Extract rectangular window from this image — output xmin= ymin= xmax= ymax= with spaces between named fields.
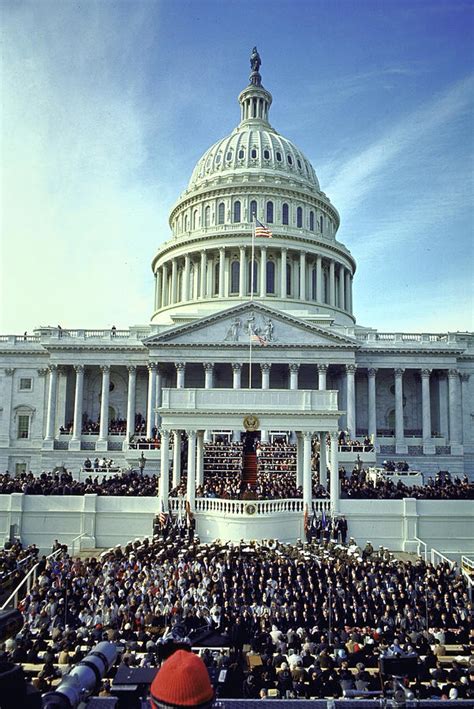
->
xmin=19 ymin=378 xmax=32 ymax=390
xmin=15 ymin=462 xmax=27 ymax=475
xmin=18 ymin=415 xmax=30 ymax=439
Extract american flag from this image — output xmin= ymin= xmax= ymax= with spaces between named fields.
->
xmin=159 ymin=499 xmax=168 ymax=527
xmin=251 ymin=333 xmax=268 ymax=346
xmin=255 ymin=219 xmax=272 ymax=238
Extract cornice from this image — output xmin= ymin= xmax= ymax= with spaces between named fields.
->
xmin=357 ymin=346 xmax=465 ymax=356
xmin=45 ymin=344 xmax=147 ymax=353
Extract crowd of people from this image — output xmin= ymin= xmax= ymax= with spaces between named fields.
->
xmin=59 ymin=413 xmax=148 ymax=436
xmin=0 ymin=470 xmax=160 ymax=496
xmin=3 ymin=531 xmax=472 ymax=700
xmin=340 ymin=473 xmax=474 ymax=500
xmin=0 ymin=541 xmax=39 ymax=604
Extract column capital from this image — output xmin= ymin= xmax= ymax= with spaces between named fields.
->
xmin=302 ymin=431 xmax=314 ymax=440
xmin=203 ymin=362 xmax=214 ymax=371
xmin=48 ymin=364 xmax=58 ymax=373
xmin=100 ymin=365 xmax=110 ymax=374
xmin=74 ymin=364 xmax=85 ymax=374
xmin=420 ymin=368 xmax=432 ymax=378
xmin=159 ymin=428 xmax=170 ymax=441
xmin=329 ymin=430 xmax=339 ymax=441
xmin=367 ymin=367 xmax=378 ymax=377
xmin=460 ymin=373 xmax=470 ymax=383
xmin=232 ymin=363 xmax=242 ymax=371
xmin=127 ymin=365 xmax=137 ymax=374
xmin=219 ymin=246 xmax=225 ymax=254
xmin=260 ymin=244 xmax=267 ymax=251
xmin=448 ymin=368 xmax=459 ymax=378
xmin=289 ymin=363 xmax=300 ymax=373
xmin=187 ymin=430 xmax=197 ymax=439
xmin=281 ymin=246 xmax=288 ymax=253
xmin=175 ymin=362 xmax=186 ymax=371
xmin=317 ymin=363 xmax=328 ymax=372
xmin=147 ymin=362 xmax=158 ymax=372
xmin=345 ymin=364 xmax=357 ymax=374
xmin=4 ymin=367 xmax=15 ymax=376
xmin=395 ymin=367 xmax=405 ymax=377
xmin=37 ymin=368 xmax=48 ymax=377
xmin=260 ymin=363 xmax=272 ymax=372
xmin=57 ymin=365 xmax=68 ymax=376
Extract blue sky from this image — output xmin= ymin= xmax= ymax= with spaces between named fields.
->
xmin=1 ymin=0 xmax=473 ymax=333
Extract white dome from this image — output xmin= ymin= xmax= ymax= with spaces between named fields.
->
xmin=188 ymin=124 xmax=320 ymax=193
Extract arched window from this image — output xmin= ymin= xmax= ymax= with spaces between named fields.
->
xmin=233 ymin=200 xmax=241 ymax=223
xmin=218 ymin=202 xmax=225 ymax=225
xmin=319 ymin=215 xmax=324 ymax=232
xmin=286 ymin=263 xmax=292 ymax=297
xmin=276 ymin=151 xmax=282 ymax=162
xmin=282 ymin=203 xmax=289 ymax=225
xmin=309 ymin=210 xmax=314 ymax=231
xmin=204 ymin=206 xmax=211 ymax=227
xmin=312 ymin=267 xmax=317 ymax=300
xmin=248 ymin=260 xmax=258 ymax=294
xmin=238 ymin=148 xmax=245 ymax=159
xmin=263 ymin=149 xmax=270 ymax=159
xmin=287 ymin=154 xmax=293 ymax=165
xmin=266 ymin=261 xmax=275 ymax=294
xmin=297 ymin=207 xmax=303 ymax=228
xmin=192 ymin=210 xmax=198 ymax=230
xmin=251 ymin=148 xmax=257 ymax=158
xmin=184 ymin=215 xmax=188 ymax=232
xmin=214 ymin=262 xmax=220 ymax=295
xmin=249 ymin=200 xmax=257 ymax=221
xmin=266 ymin=201 xmax=274 ymax=224
xmin=230 ymin=261 xmax=240 ymax=294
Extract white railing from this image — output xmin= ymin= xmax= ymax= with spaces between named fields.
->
xmin=1 ymin=547 xmax=63 ymax=611
xmin=414 ymin=536 xmax=428 ymax=563
xmin=461 ymin=555 xmax=474 ymax=601
xmin=168 ymin=496 xmax=330 ymax=516
xmin=70 ymin=532 xmax=87 ymax=555
xmin=430 ymin=548 xmax=456 ymax=568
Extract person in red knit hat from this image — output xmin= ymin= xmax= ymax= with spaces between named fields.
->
xmin=150 ymin=650 xmax=214 ymax=709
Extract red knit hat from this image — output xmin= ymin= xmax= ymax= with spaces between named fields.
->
xmin=150 ymin=650 xmax=214 ymax=708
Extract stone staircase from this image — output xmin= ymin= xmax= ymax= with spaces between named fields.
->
xmin=242 ymin=452 xmax=258 ymax=487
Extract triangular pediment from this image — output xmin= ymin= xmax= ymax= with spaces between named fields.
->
xmin=145 ymin=303 xmax=358 ymax=349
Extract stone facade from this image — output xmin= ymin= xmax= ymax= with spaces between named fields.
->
xmin=1 ymin=56 xmax=473 ymax=480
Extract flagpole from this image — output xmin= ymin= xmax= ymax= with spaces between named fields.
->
xmin=249 ymin=215 xmax=256 ymax=389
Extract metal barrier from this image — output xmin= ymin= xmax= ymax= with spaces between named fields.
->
xmin=461 ymin=555 xmax=474 ymax=601
xmin=414 ymin=536 xmax=428 ymax=563
xmin=430 ymin=548 xmax=456 ymax=568
xmin=1 ymin=547 xmax=63 ymax=611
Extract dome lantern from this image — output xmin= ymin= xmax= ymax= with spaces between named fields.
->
xmin=238 ymin=47 xmax=273 ymax=127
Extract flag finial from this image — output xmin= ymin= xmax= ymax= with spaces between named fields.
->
xmin=249 ymin=47 xmax=262 ymax=86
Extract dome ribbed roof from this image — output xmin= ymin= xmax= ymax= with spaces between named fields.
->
xmin=188 ymin=126 xmax=320 ymax=192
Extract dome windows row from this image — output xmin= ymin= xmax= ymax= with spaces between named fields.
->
xmin=196 ymin=144 xmax=312 ymax=181
xmin=174 ymin=199 xmax=334 ymax=235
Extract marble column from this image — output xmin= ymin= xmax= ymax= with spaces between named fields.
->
xmin=218 ymin=248 xmax=225 ymax=298
xmin=330 ymin=431 xmax=339 ymax=513
xmin=239 ymin=246 xmax=246 ymax=297
xmin=161 ymin=263 xmax=168 ymax=307
xmin=124 ymin=366 xmax=137 ymax=446
xmin=176 ymin=362 xmax=186 ymax=389
xmin=155 ymin=270 xmax=162 ymax=310
xmin=318 ymin=363 xmax=327 ymax=390
xmin=345 ymin=364 xmax=356 ymax=438
xmin=303 ymin=431 xmax=313 ymax=509
xmin=172 ymin=430 xmax=181 ymax=488
xmin=296 ymin=433 xmax=303 ymax=488
xmin=280 ymin=248 xmax=287 ymax=299
xmin=367 ymin=368 xmax=377 ymax=444
xmin=146 ymin=364 xmax=157 ymax=439
xmin=438 ymin=373 xmax=449 ymax=439
xmin=260 ymin=363 xmax=271 ymax=442
xmin=203 ymin=363 xmax=213 ymax=443
xmin=329 ymin=261 xmax=335 ymax=306
xmin=260 ymin=246 xmax=267 ymax=297
xmin=299 ymin=251 xmax=306 ymax=300
xmin=196 ymin=431 xmax=204 ymax=488
xmin=171 ymin=259 xmax=178 ymax=304
xmin=448 ymin=369 xmax=462 ymax=451
xmin=155 ymin=367 xmax=163 ymax=431
xmin=70 ymin=365 xmax=84 ymax=450
xmin=421 ymin=369 xmax=434 ymax=454
xmin=289 ymin=363 xmax=299 ymax=390
xmin=159 ymin=429 xmax=170 ymax=510
xmin=97 ymin=365 xmax=110 ymax=450
xmin=44 ymin=365 xmax=58 ymax=446
xmin=319 ymin=433 xmax=328 ymax=488
xmin=460 ymin=374 xmax=470 ymax=446
xmin=316 ymin=256 xmax=322 ymax=302
xmin=338 ymin=266 xmax=345 ymax=309
xmin=200 ymin=251 xmax=207 ymax=299
xmin=345 ymin=271 xmax=352 ymax=313
xmin=394 ymin=368 xmax=407 ymax=454
xmin=187 ymin=430 xmax=197 ymax=511
xmin=183 ymin=254 xmax=190 ymax=301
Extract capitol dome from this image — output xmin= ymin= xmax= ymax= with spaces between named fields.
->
xmin=151 ymin=50 xmax=356 ymax=328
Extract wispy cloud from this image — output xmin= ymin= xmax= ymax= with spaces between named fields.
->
xmin=320 ymin=75 xmax=474 ymax=215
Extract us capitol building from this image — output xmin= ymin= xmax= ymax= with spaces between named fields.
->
xmin=0 ymin=51 xmax=472 ymax=548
